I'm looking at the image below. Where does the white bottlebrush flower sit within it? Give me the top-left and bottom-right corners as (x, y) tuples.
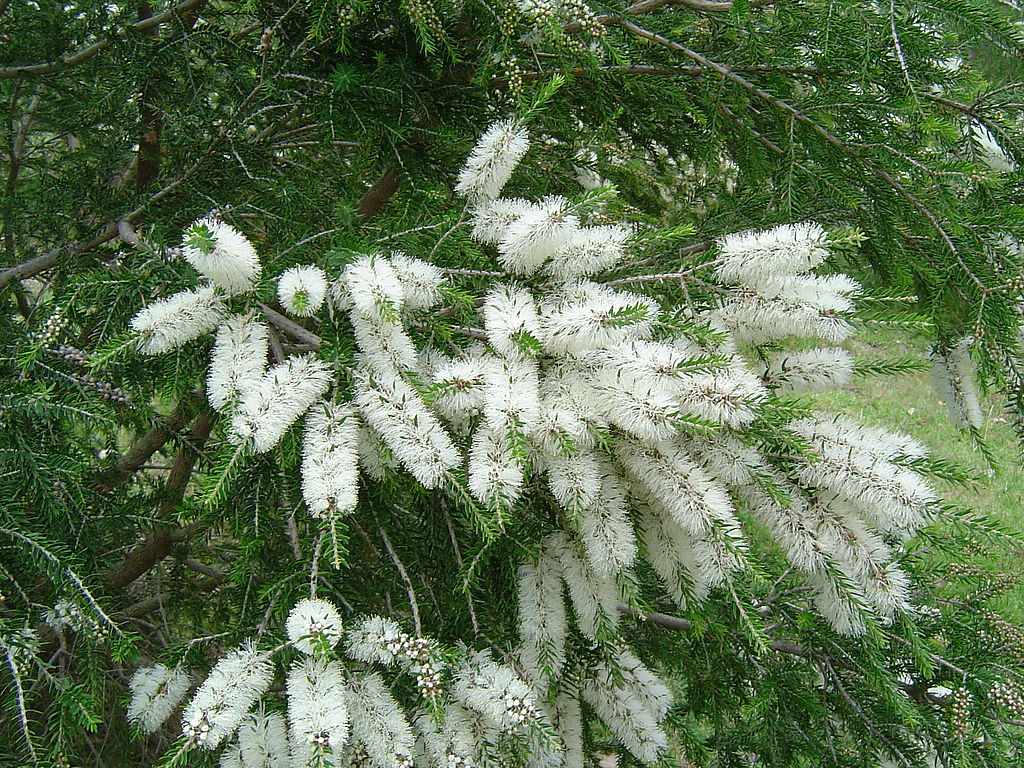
(342, 255), (405, 320)
(389, 252), (445, 309)
(183, 217), (262, 294)
(759, 272), (860, 309)
(639, 506), (710, 608)
(277, 265), (328, 317)
(357, 424), (399, 482)
(301, 402), (360, 518)
(972, 122), (1017, 173)
(516, 548), (568, 681)
(763, 347), (854, 393)
(805, 569), (868, 637)
(498, 197), (579, 276)
(230, 354), (333, 453)
(676, 367), (766, 428)
(546, 224), (631, 281)
(930, 338), (983, 430)
(590, 366), (680, 442)
(482, 284), (542, 359)
(286, 598), (345, 655)
(791, 417), (936, 534)
(483, 357), (541, 433)
(208, 315), (268, 413)
(616, 439), (740, 539)
(349, 311), (420, 373)
(716, 292), (853, 346)
(429, 354), (493, 426)
(468, 424), (525, 509)
(131, 285), (225, 355)
(602, 649), (673, 720)
(715, 222), (828, 285)
(576, 462), (637, 579)
(346, 673), (415, 768)
(353, 365), (461, 488)
(544, 449), (602, 513)
(344, 615), (408, 667)
(582, 667), (668, 765)
(182, 640), (273, 749)
(549, 532), (621, 640)
(287, 657), (351, 766)
(742, 483), (828, 574)
(456, 119), (530, 202)
(417, 710), (477, 768)
(451, 650), (539, 732)
(469, 197), (533, 245)
(540, 281), (658, 356)
(237, 706), (290, 768)
(128, 664), (192, 734)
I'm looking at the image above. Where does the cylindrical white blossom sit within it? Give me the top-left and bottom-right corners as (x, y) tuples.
(540, 281), (658, 356)
(468, 424), (525, 509)
(346, 673), (415, 768)
(455, 119), (530, 202)
(128, 664), (192, 734)
(546, 224), (631, 281)
(497, 197), (579, 276)
(301, 402), (360, 518)
(353, 366), (461, 488)
(183, 217), (262, 294)
(930, 338), (983, 430)
(278, 265), (328, 317)
(287, 657), (351, 766)
(286, 598), (345, 654)
(131, 286), (225, 355)
(389, 252), (445, 309)
(451, 650), (540, 732)
(208, 315), (268, 413)
(341, 255), (406, 320)
(182, 641), (273, 749)
(237, 707), (290, 768)
(344, 615), (408, 667)
(715, 222), (828, 285)
(549, 532), (621, 641)
(470, 198), (533, 245)
(764, 347), (854, 393)
(482, 284), (542, 359)
(230, 354), (333, 452)
(516, 548), (568, 682)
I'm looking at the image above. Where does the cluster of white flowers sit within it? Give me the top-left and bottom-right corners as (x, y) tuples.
(184, 217), (262, 294)
(131, 285), (225, 355)
(229, 354), (332, 452)
(346, 672), (416, 768)
(221, 707), (290, 768)
(451, 650), (540, 732)
(286, 598), (345, 654)
(208, 315), (269, 412)
(300, 403), (361, 519)
(930, 337), (983, 430)
(182, 641), (274, 749)
(125, 120), (950, 768)
(127, 664), (192, 734)
(287, 657), (351, 766)
(43, 599), (107, 639)
(278, 265), (328, 317)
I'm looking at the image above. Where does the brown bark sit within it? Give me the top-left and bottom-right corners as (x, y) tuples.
(356, 166), (400, 220)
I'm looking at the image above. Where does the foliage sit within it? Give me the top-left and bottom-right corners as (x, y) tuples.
(4, 1), (1024, 767)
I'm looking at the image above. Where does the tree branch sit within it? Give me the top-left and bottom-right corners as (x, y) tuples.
(94, 391), (202, 492)
(357, 167), (400, 220)
(0, 0), (209, 80)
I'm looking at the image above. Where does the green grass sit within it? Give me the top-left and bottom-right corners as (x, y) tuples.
(804, 326), (1024, 619)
